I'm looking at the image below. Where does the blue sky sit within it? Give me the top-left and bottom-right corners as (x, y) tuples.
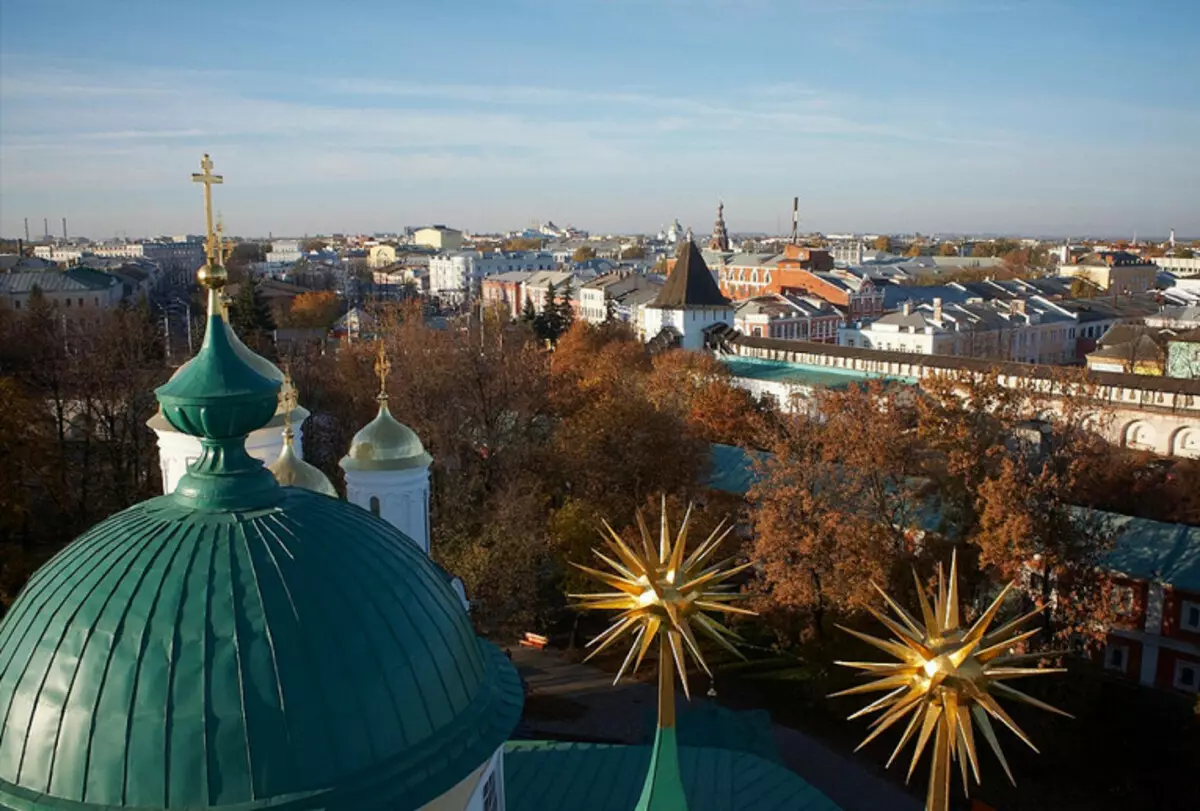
(1, 0), (1197, 239)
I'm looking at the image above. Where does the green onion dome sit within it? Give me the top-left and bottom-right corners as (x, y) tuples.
(0, 300), (522, 810)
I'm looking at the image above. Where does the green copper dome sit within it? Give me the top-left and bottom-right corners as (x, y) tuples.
(0, 280), (521, 808)
(0, 488), (522, 811)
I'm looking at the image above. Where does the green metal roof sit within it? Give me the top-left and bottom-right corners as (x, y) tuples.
(504, 741), (841, 811)
(721, 357), (917, 388)
(1091, 509), (1200, 593)
(0, 488), (522, 811)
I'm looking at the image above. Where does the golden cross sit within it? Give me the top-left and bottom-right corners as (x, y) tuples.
(374, 342), (391, 400)
(191, 153), (224, 266)
(280, 368), (298, 438)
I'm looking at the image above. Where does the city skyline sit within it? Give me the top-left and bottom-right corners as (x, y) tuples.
(1, 0), (1198, 239)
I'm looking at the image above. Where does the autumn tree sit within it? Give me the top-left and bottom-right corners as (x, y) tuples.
(872, 235), (891, 252)
(937, 242), (959, 257)
(501, 237), (543, 251)
(620, 244), (646, 260)
(284, 290), (341, 329)
(572, 245), (597, 263)
(749, 382), (925, 642)
(301, 238), (328, 253)
(904, 242), (923, 257)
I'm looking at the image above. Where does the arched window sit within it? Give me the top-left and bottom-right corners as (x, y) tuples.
(369, 496), (380, 516)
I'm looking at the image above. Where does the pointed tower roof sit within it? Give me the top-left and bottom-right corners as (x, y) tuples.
(651, 239), (731, 310)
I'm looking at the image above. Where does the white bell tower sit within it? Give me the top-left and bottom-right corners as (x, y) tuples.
(339, 344), (433, 554)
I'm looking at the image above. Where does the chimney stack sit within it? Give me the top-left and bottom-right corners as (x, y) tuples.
(24, 218), (30, 243)
(933, 297), (943, 322)
(1012, 299), (1026, 316)
(43, 218), (49, 240)
(902, 300), (912, 316)
(62, 217), (67, 241)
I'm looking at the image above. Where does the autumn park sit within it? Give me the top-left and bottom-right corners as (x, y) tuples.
(1, 290), (1199, 810)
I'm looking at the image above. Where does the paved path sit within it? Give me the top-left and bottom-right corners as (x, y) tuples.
(511, 646), (921, 811)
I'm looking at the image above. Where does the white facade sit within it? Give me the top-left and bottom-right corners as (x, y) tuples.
(149, 410), (306, 495)
(642, 305), (733, 350)
(90, 243), (146, 259)
(430, 251), (557, 303)
(32, 246), (83, 264)
(266, 240), (303, 264)
(342, 465), (432, 555)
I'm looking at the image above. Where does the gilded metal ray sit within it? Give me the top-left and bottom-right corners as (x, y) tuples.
(571, 500), (757, 714)
(834, 550), (1069, 811)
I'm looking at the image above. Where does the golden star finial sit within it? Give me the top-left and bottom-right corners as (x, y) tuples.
(374, 342), (391, 402)
(832, 551), (1070, 811)
(571, 497), (755, 725)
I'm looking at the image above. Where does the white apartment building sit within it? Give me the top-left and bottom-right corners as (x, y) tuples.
(839, 297), (1080, 364)
(266, 240), (303, 264)
(578, 272), (662, 324)
(90, 243), (146, 259)
(429, 251), (557, 304)
(32, 246), (84, 264)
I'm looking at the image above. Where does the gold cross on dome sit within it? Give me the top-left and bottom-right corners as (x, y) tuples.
(374, 343), (391, 400)
(191, 153), (224, 265)
(279, 368), (299, 440)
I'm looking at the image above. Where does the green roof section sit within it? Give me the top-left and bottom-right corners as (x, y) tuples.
(155, 308), (282, 510)
(0, 487), (522, 811)
(721, 357), (917, 388)
(636, 727), (690, 811)
(504, 741), (841, 811)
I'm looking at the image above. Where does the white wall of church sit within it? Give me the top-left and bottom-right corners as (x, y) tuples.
(343, 466), (432, 554)
(152, 418), (303, 495)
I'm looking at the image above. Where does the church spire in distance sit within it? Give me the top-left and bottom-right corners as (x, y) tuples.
(709, 201), (730, 251)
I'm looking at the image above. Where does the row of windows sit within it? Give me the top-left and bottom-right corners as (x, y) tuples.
(12, 295), (103, 310)
(1104, 644), (1199, 694)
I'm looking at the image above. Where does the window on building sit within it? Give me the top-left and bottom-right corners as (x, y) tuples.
(369, 496), (380, 516)
(13, 301), (19, 310)
(1104, 643), (1127, 673)
(1182, 601), (1200, 632)
(65, 298), (71, 308)
(79, 298), (84, 307)
(482, 770), (500, 811)
(1174, 661), (1199, 693)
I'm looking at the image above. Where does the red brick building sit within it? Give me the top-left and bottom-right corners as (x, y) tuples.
(1100, 518), (1200, 694)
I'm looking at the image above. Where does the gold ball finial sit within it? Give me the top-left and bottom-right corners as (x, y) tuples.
(198, 262), (228, 290)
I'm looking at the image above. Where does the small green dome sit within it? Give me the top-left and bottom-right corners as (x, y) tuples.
(340, 402), (432, 472)
(0, 489), (522, 811)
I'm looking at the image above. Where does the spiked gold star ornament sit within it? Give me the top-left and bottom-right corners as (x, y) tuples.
(832, 552), (1070, 811)
(571, 498), (756, 811)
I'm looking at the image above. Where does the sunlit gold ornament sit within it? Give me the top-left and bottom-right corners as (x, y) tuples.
(833, 551), (1070, 811)
(191, 153), (226, 291)
(571, 498), (756, 810)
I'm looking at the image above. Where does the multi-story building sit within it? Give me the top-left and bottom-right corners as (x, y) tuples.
(1059, 251), (1157, 294)
(481, 271), (534, 313)
(141, 240), (206, 273)
(90, 242), (147, 260)
(367, 244), (398, 269)
(578, 272), (662, 324)
(31, 245), (83, 264)
(413, 226), (464, 252)
(839, 296), (1080, 364)
(266, 240), (303, 264)
(430, 251), (557, 304)
(715, 252), (780, 300)
(1101, 515), (1200, 695)
(734, 293), (842, 343)
(0, 267), (125, 319)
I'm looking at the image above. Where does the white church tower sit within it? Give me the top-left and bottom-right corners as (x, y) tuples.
(149, 315), (309, 494)
(339, 344), (433, 554)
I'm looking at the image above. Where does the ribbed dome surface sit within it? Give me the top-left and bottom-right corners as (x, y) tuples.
(0, 488), (522, 811)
